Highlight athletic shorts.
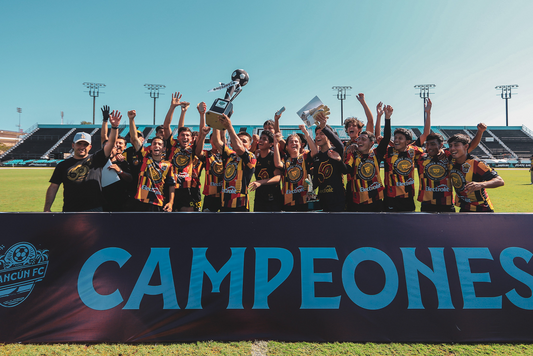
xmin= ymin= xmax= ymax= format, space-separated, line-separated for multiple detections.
xmin=174 ymin=187 xmax=201 ymax=211
xmin=385 ymin=196 xmax=415 ymax=212
xmin=202 ymin=195 xmax=222 ymax=212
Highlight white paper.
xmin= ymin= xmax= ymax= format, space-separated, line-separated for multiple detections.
xmin=101 ymin=159 xmax=121 ymax=187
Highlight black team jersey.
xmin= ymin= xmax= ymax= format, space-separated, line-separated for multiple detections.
xmin=254 ymin=150 xmax=282 ymax=208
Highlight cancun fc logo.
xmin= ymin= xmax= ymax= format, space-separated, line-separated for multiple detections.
xmin=0 ymin=242 xmax=48 ymax=308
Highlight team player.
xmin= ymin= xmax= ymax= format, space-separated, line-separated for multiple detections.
xmin=129 ymin=110 xmax=175 ymax=212
xmin=448 ymin=133 xmax=504 ymax=212
xmin=210 ymin=114 xmax=257 ymax=212
xmin=313 ymin=112 xmax=346 ymax=212
xmin=248 ymin=130 xmax=283 ymax=211
xmin=101 ymin=139 xmax=132 ymax=212
xmin=416 ymin=123 xmax=486 ymax=212
xmin=162 ymin=92 xmax=200 ymax=212
xmin=382 ymin=100 xmax=431 ymax=211
xmin=44 ymin=111 xmax=123 ymax=212
xmin=344 ymin=107 xmax=392 ymax=212
xmin=274 ymin=126 xmax=318 ymax=211
xmin=343 ymin=93 xmax=375 ymax=152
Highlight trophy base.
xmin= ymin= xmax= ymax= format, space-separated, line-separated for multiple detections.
xmin=206 ymin=99 xmax=234 ymax=130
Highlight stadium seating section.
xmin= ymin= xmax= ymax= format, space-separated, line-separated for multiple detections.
xmin=2 ymin=124 xmax=532 ymax=166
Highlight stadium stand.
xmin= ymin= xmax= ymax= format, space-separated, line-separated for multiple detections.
xmin=1 ymin=123 xmax=532 ymax=166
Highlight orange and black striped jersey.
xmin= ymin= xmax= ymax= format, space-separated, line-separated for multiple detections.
xmin=221 ymin=145 xmax=257 ymax=209
xmin=280 ymin=152 xmax=313 ymax=206
xmin=201 ymin=149 xmax=224 ymax=197
xmin=416 ymin=149 xmax=454 ymax=205
xmin=191 ymin=156 xmax=203 ymax=190
xmin=383 ymin=145 xmax=424 ymax=198
xmin=345 ymin=150 xmax=385 ymax=204
xmin=450 ymin=155 xmax=499 ymax=211
xmin=167 ymin=137 xmax=196 ymax=189
xmin=135 ymin=147 xmax=175 ymax=206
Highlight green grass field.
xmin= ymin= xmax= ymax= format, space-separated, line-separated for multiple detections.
xmin=1 ymin=168 xmax=532 ymax=355
xmin=0 ymin=167 xmax=531 ymax=212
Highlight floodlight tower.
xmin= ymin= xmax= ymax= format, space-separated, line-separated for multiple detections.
xmin=16 ymin=107 xmax=22 ymax=132
xmin=414 ymin=84 xmax=435 ymax=123
xmin=144 ymin=84 xmax=166 ymax=125
xmin=82 ymin=82 xmax=106 ymax=124
xmin=332 ymin=86 xmax=352 ymax=125
xmin=495 ymin=85 xmax=518 ymax=126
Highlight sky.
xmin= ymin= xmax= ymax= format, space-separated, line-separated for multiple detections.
xmin=1 ymin=0 xmax=532 ymax=132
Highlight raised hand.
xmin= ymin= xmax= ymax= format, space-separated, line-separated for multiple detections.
xmin=202 ymin=126 xmax=211 ymax=136
xmin=384 ymin=105 xmax=393 ymax=119
xmin=218 ymin=114 xmax=231 ymax=129
xmin=180 ymin=101 xmax=190 ymax=112
xmin=376 ymin=102 xmax=384 ymax=117
xmin=424 ymin=98 xmax=432 ymax=113
xmin=197 ymin=102 xmax=207 ymax=115
xmin=127 ymin=110 xmax=136 ymax=120
xmin=170 ymin=92 xmax=182 ymax=107
xmin=101 ymin=105 xmax=110 ymax=121
xmin=299 ymin=124 xmax=309 ymax=136
xmin=274 ymin=132 xmax=283 ymax=143
xmin=109 ymin=110 xmax=122 ymax=127
xmin=477 ymin=122 xmax=487 ymax=132
xmin=356 ymin=93 xmax=365 ymax=103
xmin=315 ymin=112 xmax=328 ymax=128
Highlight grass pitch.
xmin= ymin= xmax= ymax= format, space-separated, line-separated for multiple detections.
xmin=0 ymin=167 xmax=530 ymax=212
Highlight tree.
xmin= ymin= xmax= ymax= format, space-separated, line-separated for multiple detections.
xmin=80 ymin=121 xmax=92 ymax=125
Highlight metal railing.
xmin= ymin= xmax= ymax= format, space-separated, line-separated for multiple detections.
xmin=41 ymin=128 xmax=76 ymax=159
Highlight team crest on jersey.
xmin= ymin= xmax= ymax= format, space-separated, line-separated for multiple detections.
xmin=210 ymin=160 xmax=224 ymax=178
xmin=0 ymin=242 xmax=48 ymax=308
xmin=394 ymin=157 xmax=413 ymax=176
xmin=67 ymin=164 xmax=89 ymax=182
xmin=318 ymin=162 xmax=333 ymax=182
xmin=450 ymin=168 xmax=466 ymax=191
xmin=225 ymin=162 xmax=238 ymax=181
xmin=462 ymin=162 xmax=471 ymax=174
xmin=147 ymin=160 xmax=164 ymax=184
xmin=257 ymin=168 xmax=270 ymax=180
xmin=173 ymin=151 xmax=190 ymax=168
xmin=358 ymin=160 xmax=376 ymax=180
xmin=425 ymin=161 xmax=448 ymax=181
xmin=287 ymin=164 xmax=303 ymax=184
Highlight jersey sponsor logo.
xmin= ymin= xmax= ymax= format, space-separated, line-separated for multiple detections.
xmin=224 ymin=162 xmax=238 ymax=181
xmin=425 ymin=161 xmax=448 ymax=181
xmin=286 ymin=185 xmax=304 ymax=194
xmin=425 ymin=184 xmax=450 ymax=192
xmin=141 ymin=185 xmax=162 ymax=196
xmin=360 ymin=181 xmax=382 ymax=192
xmin=358 ymin=161 xmax=376 ymax=180
xmin=396 ymin=178 xmax=414 ymax=187
xmin=0 ymin=242 xmax=48 ymax=308
xmin=450 ymin=169 xmax=466 ymax=191
xmin=318 ymin=161 xmax=333 ymax=182
xmin=222 ymin=186 xmax=237 ymax=194
xmin=67 ymin=164 xmax=89 ymax=182
xmin=210 ymin=182 xmax=223 ymax=187
xmin=319 ymin=185 xmax=334 ymax=194
xmin=287 ymin=165 xmax=303 ymax=184
xmin=393 ymin=157 xmax=413 ymax=176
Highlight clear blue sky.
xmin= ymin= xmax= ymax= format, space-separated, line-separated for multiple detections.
xmin=1 ymin=0 xmax=532 ymax=132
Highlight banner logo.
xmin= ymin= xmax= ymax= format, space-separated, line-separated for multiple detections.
xmin=0 ymin=242 xmax=49 ymax=308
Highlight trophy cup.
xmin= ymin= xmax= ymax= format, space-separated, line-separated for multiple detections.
xmin=206 ymin=69 xmax=249 ymax=130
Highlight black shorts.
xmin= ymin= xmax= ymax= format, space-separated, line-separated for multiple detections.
xmin=202 ymin=195 xmax=221 ymax=212
xmin=174 ymin=188 xmax=201 ymax=211
xmin=385 ymin=196 xmax=415 ymax=212
xmin=254 ymin=194 xmax=283 ymax=212
xmin=318 ymin=193 xmax=345 ymax=212
xmin=347 ymin=199 xmax=384 ymax=212
xmin=420 ymin=202 xmax=456 ymax=212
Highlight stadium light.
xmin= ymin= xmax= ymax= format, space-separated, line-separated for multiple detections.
xmin=144 ymin=84 xmax=166 ymax=125
xmin=82 ymin=82 xmax=106 ymax=124
xmin=495 ymin=85 xmax=518 ymax=126
xmin=16 ymin=107 xmax=22 ymax=133
xmin=332 ymin=86 xmax=352 ymax=125
xmin=414 ymin=84 xmax=435 ymax=124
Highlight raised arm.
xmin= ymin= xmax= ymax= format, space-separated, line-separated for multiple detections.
xmin=211 ymin=128 xmax=224 ymax=154
xmin=273 ymin=132 xmax=283 ymax=169
xmin=356 ymin=93 xmax=374 ymax=135
xmin=100 ymin=105 xmax=110 ymax=147
xmin=128 ymin=110 xmax=142 ymax=152
xmin=219 ymin=114 xmax=245 ymax=156
xmin=468 ymin=123 xmax=487 ymax=153
xmin=177 ymin=101 xmax=190 ymax=129
xmin=419 ymin=98 xmax=432 ymax=146
xmin=315 ymin=112 xmax=343 ymax=156
xmin=196 ymin=125 xmax=211 ymax=157
xmin=197 ymin=102 xmax=206 ymax=131
xmin=163 ymin=92 xmax=182 ymax=140
xmin=375 ymin=102 xmax=383 ymax=138
xmin=300 ymin=124 xmax=318 ymax=157
xmin=105 ymin=110 xmax=122 ymax=157
xmin=375 ymin=107 xmax=392 ymax=159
